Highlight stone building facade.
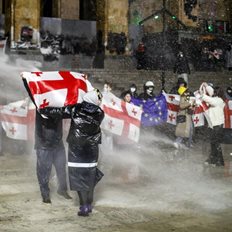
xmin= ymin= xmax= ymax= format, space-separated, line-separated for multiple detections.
xmin=0 ymin=0 xmax=231 ymax=46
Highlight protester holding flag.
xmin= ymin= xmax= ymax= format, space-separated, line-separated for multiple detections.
xmin=21 ymin=71 xmax=96 ymax=204
xmin=222 ymin=86 xmax=232 ymax=144
xmin=174 ymin=86 xmax=195 ymax=149
xmin=116 ymin=90 xmax=134 ymax=147
xmin=101 ymin=81 xmax=115 ymax=152
xmin=120 ymin=90 xmax=132 ymax=104
xmin=102 ymin=81 xmax=112 ymax=94
xmin=128 ymin=83 xmax=138 ymax=98
xmin=199 ymin=83 xmax=225 ymax=167
xmin=169 ymin=77 xmax=187 ymax=95
xmin=39 ymin=89 xmax=104 ymax=217
xmin=35 ymin=110 xmax=72 ymax=204
xmin=220 ymin=87 xmax=232 ymax=168
xmin=138 ymin=81 xmax=155 ymax=100
xmin=131 ymin=81 xmax=167 ymax=146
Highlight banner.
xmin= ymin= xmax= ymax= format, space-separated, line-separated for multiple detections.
xmin=131 ymin=94 xmax=168 ymax=126
xmin=224 ymin=99 xmax=232 ymax=128
xmin=0 ymin=99 xmax=35 ymax=140
xmin=101 ymin=92 xmax=142 ymax=142
xmin=21 ymin=71 xmax=93 ymax=108
xmin=164 ymin=93 xmax=205 ymax=127
xmin=164 ymin=93 xmax=180 ymax=125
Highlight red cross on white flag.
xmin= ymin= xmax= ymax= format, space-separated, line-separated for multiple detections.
xmin=224 ymin=99 xmax=232 ymax=128
xmin=21 ymin=71 xmax=92 ymax=108
xmin=101 ymin=92 xmax=142 ymax=142
xmin=164 ymin=93 xmax=180 ymax=125
xmin=0 ymin=99 xmax=35 ymax=140
xmin=192 ymin=104 xmax=205 ymax=127
xmin=164 ymin=93 xmax=205 ymax=127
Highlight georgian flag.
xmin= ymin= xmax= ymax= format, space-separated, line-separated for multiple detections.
xmin=21 ymin=71 xmax=93 ymax=108
xmin=101 ymin=92 xmax=142 ymax=142
xmin=192 ymin=105 xmax=205 ymax=127
xmin=0 ymin=100 xmax=35 ymax=140
xmin=224 ymin=99 xmax=232 ymax=128
xmin=164 ymin=93 xmax=180 ymax=125
xmin=164 ymin=93 xmax=205 ymax=127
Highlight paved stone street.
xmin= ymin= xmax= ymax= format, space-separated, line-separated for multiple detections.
xmin=0 ymin=135 xmax=232 ymax=232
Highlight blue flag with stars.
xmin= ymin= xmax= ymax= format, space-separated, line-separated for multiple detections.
xmin=131 ymin=93 xmax=167 ymax=127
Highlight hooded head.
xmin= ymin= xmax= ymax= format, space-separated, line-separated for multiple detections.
xmin=83 ymin=89 xmax=103 ymax=106
xmin=177 ymin=77 xmax=187 ymax=87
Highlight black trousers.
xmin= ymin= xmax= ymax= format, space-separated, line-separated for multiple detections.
xmin=77 ymin=188 xmax=94 ymax=206
xmin=36 ymin=143 xmax=68 ymax=198
xmin=209 ymin=125 xmax=224 ymax=165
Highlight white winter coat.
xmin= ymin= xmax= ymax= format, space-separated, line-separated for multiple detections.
xmin=201 ymin=94 xmax=225 ymax=128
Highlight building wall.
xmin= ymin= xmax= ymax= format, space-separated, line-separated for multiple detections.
xmin=8 ymin=0 xmax=40 ymax=43
xmin=0 ymin=0 xmax=2 ymax=13
xmin=175 ymin=0 xmax=199 ymax=27
xmin=105 ymin=0 xmax=128 ymax=34
xmin=129 ymin=0 xmax=229 ymax=33
xmin=3 ymin=0 xmax=232 ymax=46
xmin=96 ymin=0 xmax=106 ymax=36
xmin=60 ymin=0 xmax=79 ymax=19
xmin=129 ymin=0 xmax=162 ymax=33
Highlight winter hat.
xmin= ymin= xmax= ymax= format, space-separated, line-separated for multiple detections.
xmin=177 ymin=77 xmax=185 ymax=85
xmin=145 ymin=81 xmax=155 ymax=87
xmin=83 ymin=89 xmax=103 ymax=105
xmin=206 ymin=85 xmax=214 ymax=97
xmin=178 ymin=86 xmax=187 ymax=95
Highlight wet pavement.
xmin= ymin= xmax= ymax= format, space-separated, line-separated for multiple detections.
xmin=0 ymin=136 xmax=232 ymax=232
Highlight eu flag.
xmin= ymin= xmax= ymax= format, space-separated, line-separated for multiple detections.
xmin=131 ymin=93 xmax=167 ymax=127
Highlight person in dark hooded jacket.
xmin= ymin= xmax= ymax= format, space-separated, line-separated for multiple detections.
xmin=35 ymin=111 xmax=72 ymax=204
xmin=39 ymin=89 xmax=105 ymax=217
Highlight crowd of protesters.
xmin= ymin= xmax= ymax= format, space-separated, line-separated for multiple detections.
xmin=135 ymin=37 xmax=232 ymax=72
xmin=106 ymin=76 xmax=232 ymax=170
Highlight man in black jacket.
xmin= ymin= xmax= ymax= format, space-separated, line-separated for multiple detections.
xmin=35 ymin=111 xmax=71 ymax=203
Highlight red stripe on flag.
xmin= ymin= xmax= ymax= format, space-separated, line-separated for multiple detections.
xmin=167 ymin=103 xmax=179 ymax=112
xmin=28 ymin=71 xmax=87 ymax=107
xmin=0 ymin=109 xmax=35 ymax=141
xmin=103 ymin=101 xmax=140 ymax=138
xmin=27 ymin=109 xmax=35 ymax=140
xmin=224 ymin=99 xmax=232 ymax=128
xmin=0 ymin=113 xmax=29 ymax=124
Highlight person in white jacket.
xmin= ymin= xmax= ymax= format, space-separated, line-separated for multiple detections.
xmin=200 ymin=83 xmax=225 ymax=166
